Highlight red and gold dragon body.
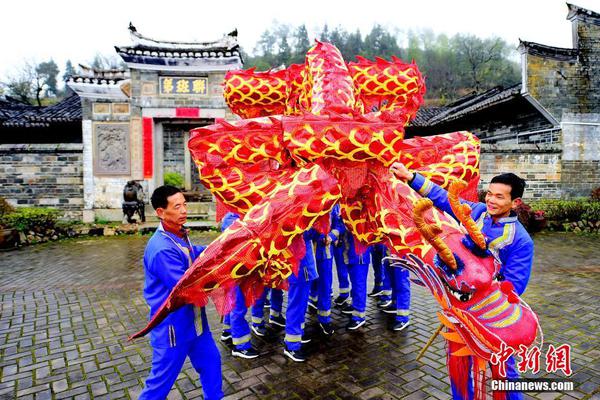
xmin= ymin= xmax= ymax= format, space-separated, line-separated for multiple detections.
xmin=131 ymin=42 xmax=540 ymax=399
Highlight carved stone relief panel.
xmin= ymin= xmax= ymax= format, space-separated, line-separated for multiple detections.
xmin=93 ymin=123 xmax=131 ymax=175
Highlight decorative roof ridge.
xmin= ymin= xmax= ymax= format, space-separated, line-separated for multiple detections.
xmin=127 ymin=23 xmax=238 ymax=51
xmin=75 ymin=65 xmax=129 ymax=79
xmin=518 ymin=40 xmax=578 ymax=60
xmin=114 ymin=46 xmax=240 ymax=58
xmin=567 ymin=3 xmax=600 ymax=23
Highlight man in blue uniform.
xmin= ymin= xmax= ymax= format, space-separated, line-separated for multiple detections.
xmin=250 ymin=288 xmax=285 ymax=331
xmin=391 ymin=163 xmax=534 ymax=400
xmin=373 ymin=243 xmax=411 ymax=331
xmin=284 ymin=229 xmax=319 ymax=362
xmin=370 ymin=243 xmax=392 ymax=307
xmin=219 ymin=212 xmax=261 ymax=359
xmin=332 ymin=207 xmax=372 ymax=330
xmin=139 ymin=185 xmax=222 ymax=400
xmin=309 ymin=217 xmax=339 ymax=336
xmin=331 ymin=204 xmax=351 ymax=307
xmin=369 ymin=243 xmax=390 ymax=300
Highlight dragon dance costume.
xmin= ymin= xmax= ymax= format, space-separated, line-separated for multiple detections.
xmin=130 ymin=41 xmax=541 ymax=400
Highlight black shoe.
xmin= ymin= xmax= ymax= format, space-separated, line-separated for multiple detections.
xmin=251 ymin=324 xmax=267 ymax=337
xmin=346 ymin=319 xmax=366 ymax=331
xmin=334 ymin=295 xmax=349 ymax=306
xmin=368 ymin=288 xmax=383 ymax=297
xmin=263 ymin=299 xmax=271 ymax=309
xmin=320 ymin=322 xmax=335 ymax=336
xmin=284 ymin=348 xmax=306 ymax=362
xmin=382 ymin=304 xmax=396 ymax=314
xmin=269 ymin=315 xmax=286 ymax=328
xmin=377 ymin=299 xmax=392 ymax=308
xmin=308 ymin=300 xmax=318 ymax=312
xmin=340 ymin=303 xmax=354 ymax=315
xmin=231 ymin=347 xmax=260 ymax=359
xmin=220 ymin=331 xmax=232 ymax=342
xmin=392 ymin=320 xmax=410 ymax=332
xmin=301 ymin=335 xmax=311 ymax=344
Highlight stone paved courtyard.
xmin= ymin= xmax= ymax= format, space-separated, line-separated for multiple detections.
xmin=0 ymin=231 xmax=599 ymax=400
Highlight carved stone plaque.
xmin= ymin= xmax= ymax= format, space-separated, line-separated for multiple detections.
xmin=93 ymin=103 xmax=110 ymax=115
xmin=113 ymin=103 xmax=130 ymax=114
xmin=93 ymin=123 xmax=131 ymax=175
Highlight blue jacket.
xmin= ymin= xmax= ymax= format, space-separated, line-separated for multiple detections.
xmin=410 ymin=173 xmax=534 ymax=295
xmin=331 ymin=204 xmax=371 ymax=266
xmin=143 ymin=223 xmax=207 ymax=348
xmin=289 ymin=229 xmax=320 ymax=283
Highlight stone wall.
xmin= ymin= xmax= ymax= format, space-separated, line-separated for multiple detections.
xmin=561 ymin=160 xmax=600 ymax=198
xmin=524 ymin=8 xmax=600 ymax=117
xmin=0 ymin=143 xmax=84 ymax=218
xmin=561 ymin=112 xmax=600 ymax=198
xmin=480 ymin=144 xmax=562 ymax=200
xmin=575 ymin=13 xmax=600 ymax=112
xmin=525 ymin=53 xmax=579 ymax=119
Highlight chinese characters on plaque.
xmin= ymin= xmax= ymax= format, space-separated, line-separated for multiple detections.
xmin=159 ymin=77 xmax=208 ymax=95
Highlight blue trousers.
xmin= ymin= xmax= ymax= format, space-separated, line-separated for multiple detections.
xmin=222 ymin=287 xmax=252 ymax=350
xmin=385 ymin=263 xmax=411 ymax=323
xmin=260 ymin=288 xmax=284 ymax=321
xmin=348 ymin=263 xmax=369 ymax=322
xmin=333 ymin=246 xmax=350 ymax=298
xmin=371 ymin=245 xmax=392 ymax=300
xmin=139 ymin=329 xmax=223 ymax=400
xmin=250 ymin=287 xmax=269 ymax=327
xmin=310 ymin=257 xmax=333 ymax=323
xmin=284 ymin=280 xmax=311 ymax=351
xmin=225 ymin=287 xmax=284 ymax=332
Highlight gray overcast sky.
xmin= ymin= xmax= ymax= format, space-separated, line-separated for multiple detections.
xmin=1 ymin=0 xmax=598 ymax=80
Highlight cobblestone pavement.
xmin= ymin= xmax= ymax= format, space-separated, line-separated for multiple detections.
xmin=1 ymin=231 xmax=599 ymax=400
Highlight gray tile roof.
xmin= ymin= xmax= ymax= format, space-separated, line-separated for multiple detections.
xmin=410 ymin=84 xmax=523 ymax=128
xmin=1 ymin=95 xmax=81 ymax=128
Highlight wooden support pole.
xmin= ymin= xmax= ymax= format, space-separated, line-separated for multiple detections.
xmin=416 ymin=323 xmax=444 ymax=362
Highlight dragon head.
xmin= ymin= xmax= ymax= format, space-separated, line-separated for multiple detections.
xmin=395 ymin=180 xmax=539 ymax=362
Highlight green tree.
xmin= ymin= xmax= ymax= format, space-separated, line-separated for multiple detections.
xmin=36 ymin=60 xmax=59 ymax=96
xmin=363 ymin=24 xmax=401 ymax=60
xmin=291 ymin=24 xmax=311 ymax=64
xmin=451 ymin=34 xmax=515 ymax=91
xmin=63 ymin=60 xmax=75 ymax=82
xmin=276 ymin=31 xmax=292 ymax=67
xmin=4 ymin=61 xmax=45 ymax=105
xmin=329 ymin=26 xmax=347 ymax=50
xmin=4 ymin=74 xmax=33 ymax=104
xmin=319 ymin=24 xmax=330 ymax=42
xmin=344 ymin=29 xmax=363 ymax=61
